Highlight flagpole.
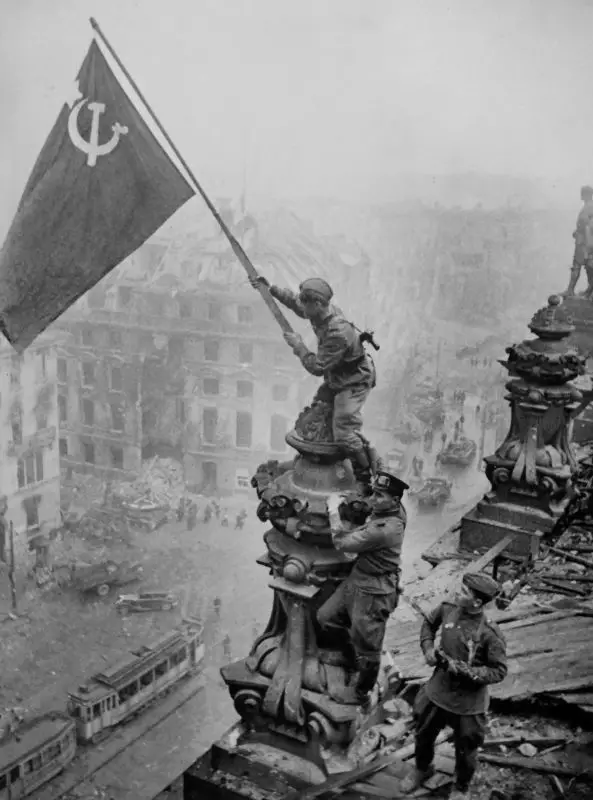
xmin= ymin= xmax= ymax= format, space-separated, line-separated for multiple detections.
xmin=88 ymin=17 xmax=293 ymax=336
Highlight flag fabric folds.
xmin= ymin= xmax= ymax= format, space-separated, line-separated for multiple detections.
xmin=0 ymin=40 xmax=194 ymax=351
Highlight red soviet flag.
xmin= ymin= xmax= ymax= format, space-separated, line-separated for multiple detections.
xmin=0 ymin=40 xmax=194 ymax=351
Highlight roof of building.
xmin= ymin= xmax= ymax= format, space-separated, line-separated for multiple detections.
xmin=115 ymin=203 xmax=364 ymax=295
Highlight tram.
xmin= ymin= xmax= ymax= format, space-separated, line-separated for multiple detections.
xmin=0 ymin=618 xmax=204 ymax=798
xmin=67 ymin=618 xmax=204 ymax=743
xmin=0 ymin=712 xmax=76 ymax=800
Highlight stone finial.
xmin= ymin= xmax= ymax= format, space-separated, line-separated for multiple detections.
xmin=528 ymin=294 xmax=575 ymax=339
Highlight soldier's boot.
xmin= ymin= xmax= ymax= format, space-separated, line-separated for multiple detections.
xmin=399 ymin=765 xmax=436 ymax=794
xmin=562 ymin=265 xmax=581 ymax=296
xmin=354 ymin=655 xmax=381 ymax=706
xmin=585 ymin=264 xmax=593 ymax=300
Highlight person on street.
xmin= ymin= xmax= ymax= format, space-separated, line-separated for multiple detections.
xmin=235 ymin=509 xmax=247 ymax=530
xmin=213 ymin=596 xmax=222 ymax=618
xmin=249 ymin=274 xmax=377 ymax=486
xmin=566 ymin=185 xmax=593 ymax=297
xmin=203 ymin=504 xmax=212 ymax=523
xmin=401 ymin=573 xmax=507 ymax=799
xmin=221 ymin=512 xmax=229 ymax=527
xmin=186 ymin=501 xmax=197 ymax=531
xmin=319 ymin=470 xmax=408 ymax=706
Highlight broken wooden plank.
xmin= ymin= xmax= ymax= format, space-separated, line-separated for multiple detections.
xmin=479 ymin=752 xmax=593 ymax=779
xmin=540 ymin=577 xmax=590 ymax=596
xmin=287 ymin=732 xmax=453 ymax=800
xmin=537 ymin=572 xmax=593 ymax=583
xmin=464 ymin=534 xmax=516 ymax=574
xmin=546 ymin=545 xmax=593 ymax=570
xmin=500 ymin=609 xmax=585 ymax=631
xmin=483 ymin=735 xmax=571 ymax=749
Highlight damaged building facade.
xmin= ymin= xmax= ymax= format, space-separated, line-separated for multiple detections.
xmin=0 ymin=334 xmax=62 ymax=554
xmin=53 ymin=205 xmax=361 ymax=496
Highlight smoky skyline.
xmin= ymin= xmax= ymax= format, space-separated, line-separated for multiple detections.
xmin=1 ymin=0 xmax=592 ymax=237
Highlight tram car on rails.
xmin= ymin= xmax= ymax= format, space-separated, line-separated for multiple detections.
xmin=0 ymin=619 xmax=204 ymax=798
xmin=67 ymin=618 xmax=204 ymax=744
xmin=0 ymin=712 xmax=76 ymax=800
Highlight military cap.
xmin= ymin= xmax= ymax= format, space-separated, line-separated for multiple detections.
xmin=463 ymin=572 xmax=500 ymax=602
xmin=372 ymin=470 xmax=409 ymax=497
xmin=299 ymin=277 xmax=333 ymax=302
xmin=581 ymin=185 xmax=593 ymax=197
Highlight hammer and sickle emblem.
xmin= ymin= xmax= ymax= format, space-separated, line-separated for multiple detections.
xmin=68 ymin=98 xmax=129 ymax=167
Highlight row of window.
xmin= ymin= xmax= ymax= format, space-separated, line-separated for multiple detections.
xmin=197 ymin=408 xmax=288 ymax=452
xmin=58 ymin=359 xmax=123 ymax=390
xmin=85 ymin=287 xmax=256 ymax=326
xmin=7 ymin=350 xmax=48 ymax=388
xmin=58 ymin=395 xmax=125 ymax=431
xmin=202 ymin=378 xmax=289 ymax=401
xmin=60 ymin=438 xmax=124 ymax=469
xmin=9 ymin=406 xmax=51 ymax=446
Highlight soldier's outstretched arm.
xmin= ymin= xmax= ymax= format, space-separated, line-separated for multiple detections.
xmin=269 ymin=286 xmax=307 ymax=318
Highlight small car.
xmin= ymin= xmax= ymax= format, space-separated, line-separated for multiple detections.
xmin=115 ymin=591 xmax=178 ymax=615
xmin=416 ymin=477 xmax=453 ymax=508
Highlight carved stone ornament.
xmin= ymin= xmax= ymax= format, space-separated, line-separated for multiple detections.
xmin=219 ymin=395 xmax=399 ymax=751
xmin=485 ymin=295 xmax=585 ymax=514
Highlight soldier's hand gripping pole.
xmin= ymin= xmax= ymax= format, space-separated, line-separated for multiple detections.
xmin=89 ymin=17 xmax=295 ymax=339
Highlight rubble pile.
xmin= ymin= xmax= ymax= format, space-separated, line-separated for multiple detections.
xmin=113 ymin=456 xmax=185 ymax=510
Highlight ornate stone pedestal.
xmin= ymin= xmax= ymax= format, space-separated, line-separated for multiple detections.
xmin=185 ymin=401 xmax=399 ymax=799
xmin=460 ymin=296 xmax=586 ymax=554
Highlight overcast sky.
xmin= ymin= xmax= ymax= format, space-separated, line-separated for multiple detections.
xmin=1 ymin=0 xmax=592 ymax=231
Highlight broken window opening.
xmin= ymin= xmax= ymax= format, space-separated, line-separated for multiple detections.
xmin=202 ymin=408 xmax=218 ymax=444
xmin=204 ymin=340 xmax=220 ymax=362
xmin=237 ymin=380 xmax=253 ymax=398
xmin=83 ymin=441 xmax=95 ymax=464
xmin=237 ymin=305 xmax=253 ymax=324
xmin=111 ymin=446 xmax=124 ymax=469
xmin=203 ymin=378 xmax=220 ymax=396
xmin=110 ymin=365 xmax=123 ymax=392
xmin=236 ymin=411 xmax=252 ymax=449
xmin=57 ymin=358 xmax=68 ymax=383
xmin=82 ymin=398 xmax=94 ymax=426
xmin=82 ymin=362 xmax=95 ymax=387
xmin=238 ymin=343 xmax=253 ymax=364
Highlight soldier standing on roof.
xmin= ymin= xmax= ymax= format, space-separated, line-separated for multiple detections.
xmin=565 ymin=185 xmax=593 ymax=297
xmin=401 ymin=573 xmax=507 ymax=799
xmin=249 ymin=274 xmax=377 ymax=486
xmin=320 ymin=470 xmax=408 ymax=707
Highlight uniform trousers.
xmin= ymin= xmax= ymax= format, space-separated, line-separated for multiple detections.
xmin=414 ymin=685 xmax=486 ymax=791
xmin=316 ymin=579 xmax=398 ymax=663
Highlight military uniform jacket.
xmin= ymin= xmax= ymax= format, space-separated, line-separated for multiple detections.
xmin=331 ymin=505 xmax=407 ymax=595
xmin=270 ymin=286 xmax=375 ymax=392
xmin=420 ymin=601 xmax=508 ymax=715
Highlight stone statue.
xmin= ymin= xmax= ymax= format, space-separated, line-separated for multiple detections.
xmin=564 ymin=185 xmax=593 ymax=298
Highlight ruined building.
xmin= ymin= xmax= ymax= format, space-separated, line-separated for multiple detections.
xmin=0 ymin=334 xmax=62 ymax=555
xmin=53 ymin=205 xmax=358 ymax=495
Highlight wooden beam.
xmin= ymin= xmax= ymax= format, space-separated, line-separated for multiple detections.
xmin=479 ymin=752 xmax=593 ymax=780
xmin=546 ymin=545 xmax=593 ymax=571
xmin=464 ymin=534 xmax=516 ymax=574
